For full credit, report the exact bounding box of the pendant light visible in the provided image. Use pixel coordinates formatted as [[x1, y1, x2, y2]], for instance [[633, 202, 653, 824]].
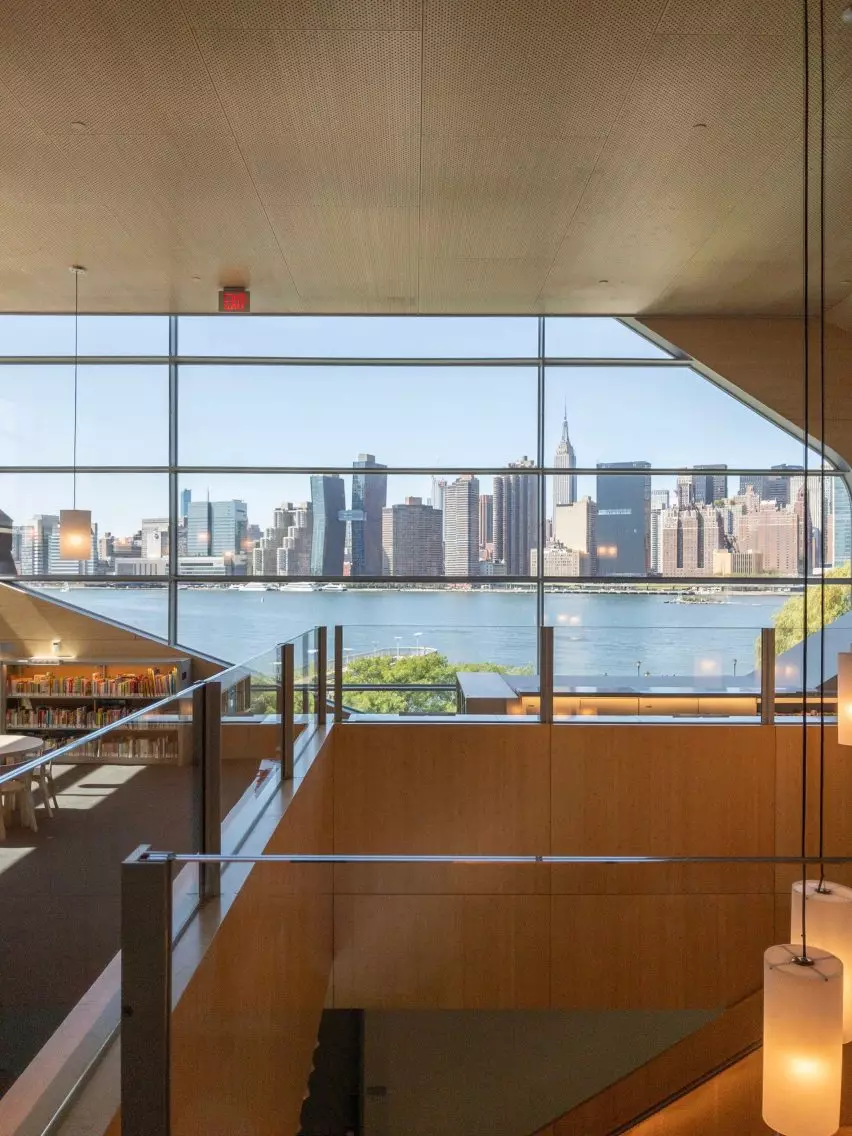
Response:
[[763, 3, 845, 1133], [59, 266, 92, 560], [792, 880, 852, 1041], [763, 944, 843, 1136], [837, 652, 852, 745]]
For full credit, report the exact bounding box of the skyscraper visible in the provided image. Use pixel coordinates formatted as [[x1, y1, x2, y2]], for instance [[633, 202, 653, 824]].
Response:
[[141, 518, 170, 559], [478, 494, 494, 552], [691, 466, 728, 504], [277, 503, 313, 575], [310, 475, 346, 575], [0, 510, 16, 576], [659, 506, 723, 576], [13, 514, 59, 574], [493, 458, 537, 574], [595, 461, 651, 576], [187, 501, 212, 556], [180, 488, 192, 523], [764, 464, 804, 507], [443, 475, 479, 576], [553, 406, 577, 506], [187, 500, 248, 558], [351, 454, 388, 576], [381, 498, 443, 576], [553, 497, 596, 573]]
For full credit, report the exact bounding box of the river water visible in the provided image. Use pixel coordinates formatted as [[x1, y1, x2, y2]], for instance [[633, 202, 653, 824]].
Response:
[[45, 587, 787, 677]]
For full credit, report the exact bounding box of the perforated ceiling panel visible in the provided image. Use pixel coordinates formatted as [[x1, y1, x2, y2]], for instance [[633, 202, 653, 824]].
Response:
[[0, 0, 848, 318]]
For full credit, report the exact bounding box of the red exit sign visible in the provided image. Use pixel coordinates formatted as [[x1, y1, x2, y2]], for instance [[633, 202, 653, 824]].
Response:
[[218, 286, 250, 312]]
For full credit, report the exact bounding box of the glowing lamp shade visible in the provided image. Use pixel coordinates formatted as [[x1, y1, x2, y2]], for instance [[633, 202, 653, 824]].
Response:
[[838, 652, 852, 745], [59, 510, 92, 559], [792, 879, 852, 1042], [763, 944, 843, 1136]]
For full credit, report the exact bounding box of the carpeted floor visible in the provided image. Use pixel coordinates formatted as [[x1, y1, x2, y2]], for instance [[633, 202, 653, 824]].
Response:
[[0, 758, 259, 1093]]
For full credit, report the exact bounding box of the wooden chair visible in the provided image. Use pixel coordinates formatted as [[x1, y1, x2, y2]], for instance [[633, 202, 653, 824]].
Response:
[[0, 761, 38, 835], [32, 759, 58, 817]]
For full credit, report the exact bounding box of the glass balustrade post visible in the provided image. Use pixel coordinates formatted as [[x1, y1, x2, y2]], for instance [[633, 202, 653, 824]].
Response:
[[192, 682, 221, 899], [121, 846, 173, 1136], [316, 626, 328, 726], [539, 625, 554, 724], [281, 642, 295, 778], [300, 632, 310, 715], [761, 627, 776, 725], [334, 625, 344, 723]]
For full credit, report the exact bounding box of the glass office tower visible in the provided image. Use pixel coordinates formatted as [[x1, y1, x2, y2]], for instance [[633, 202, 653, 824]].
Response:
[[595, 461, 652, 577], [310, 475, 347, 576], [351, 455, 388, 577]]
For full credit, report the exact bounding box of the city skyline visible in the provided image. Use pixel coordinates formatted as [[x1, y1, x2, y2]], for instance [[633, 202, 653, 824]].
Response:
[[0, 317, 820, 533], [7, 459, 851, 580]]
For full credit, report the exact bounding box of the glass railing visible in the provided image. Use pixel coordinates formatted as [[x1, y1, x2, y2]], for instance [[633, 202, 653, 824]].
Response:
[[109, 850, 852, 1136], [333, 622, 538, 718], [0, 627, 322, 1110], [320, 621, 845, 722]]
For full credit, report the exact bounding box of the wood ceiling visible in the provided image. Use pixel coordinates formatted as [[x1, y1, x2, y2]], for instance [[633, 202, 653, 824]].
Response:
[[0, 0, 849, 318]]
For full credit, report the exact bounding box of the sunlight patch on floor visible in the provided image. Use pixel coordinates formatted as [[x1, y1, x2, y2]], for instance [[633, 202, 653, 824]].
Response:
[[53, 763, 147, 810]]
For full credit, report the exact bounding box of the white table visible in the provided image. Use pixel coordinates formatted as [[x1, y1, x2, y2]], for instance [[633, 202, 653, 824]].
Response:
[[0, 735, 43, 763], [0, 735, 49, 835]]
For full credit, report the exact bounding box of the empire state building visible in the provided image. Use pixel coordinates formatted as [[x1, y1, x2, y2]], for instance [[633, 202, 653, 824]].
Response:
[[553, 406, 577, 505]]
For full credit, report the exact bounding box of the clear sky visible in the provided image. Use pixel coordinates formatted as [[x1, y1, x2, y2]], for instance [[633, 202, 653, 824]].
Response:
[[0, 315, 815, 534]]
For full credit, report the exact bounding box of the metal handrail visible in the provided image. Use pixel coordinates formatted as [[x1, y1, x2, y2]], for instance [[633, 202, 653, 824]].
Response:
[[0, 683, 206, 789], [0, 627, 320, 789], [133, 851, 852, 866]]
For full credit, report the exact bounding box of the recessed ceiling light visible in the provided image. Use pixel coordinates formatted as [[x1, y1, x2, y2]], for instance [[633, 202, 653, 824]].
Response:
[[598, 279, 609, 285], [191, 274, 201, 282], [70, 121, 87, 132], [693, 122, 709, 130], [68, 265, 86, 274], [842, 6, 852, 24]]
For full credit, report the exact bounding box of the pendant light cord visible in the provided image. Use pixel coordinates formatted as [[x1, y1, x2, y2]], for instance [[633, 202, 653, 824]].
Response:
[[799, 0, 811, 958], [817, 0, 827, 892], [73, 269, 78, 509]]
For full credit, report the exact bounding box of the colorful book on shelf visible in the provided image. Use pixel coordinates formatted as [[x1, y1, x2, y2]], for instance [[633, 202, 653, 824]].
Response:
[[7, 665, 179, 697]]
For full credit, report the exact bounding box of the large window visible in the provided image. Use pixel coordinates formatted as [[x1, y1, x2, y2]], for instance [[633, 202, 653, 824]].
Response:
[[0, 314, 847, 669]]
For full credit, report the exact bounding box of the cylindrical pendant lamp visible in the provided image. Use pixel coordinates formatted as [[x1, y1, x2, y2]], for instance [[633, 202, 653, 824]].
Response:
[[792, 879, 852, 1042], [59, 509, 92, 560], [763, 944, 843, 1136], [837, 652, 852, 746]]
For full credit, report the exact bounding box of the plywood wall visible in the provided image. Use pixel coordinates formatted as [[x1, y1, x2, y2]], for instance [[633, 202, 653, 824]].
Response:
[[0, 582, 222, 677], [326, 722, 848, 1013]]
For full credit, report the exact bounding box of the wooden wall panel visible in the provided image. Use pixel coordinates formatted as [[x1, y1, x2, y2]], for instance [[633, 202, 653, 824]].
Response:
[[332, 722, 551, 896], [774, 724, 852, 895], [550, 725, 775, 895], [0, 582, 221, 675], [332, 893, 550, 1010], [550, 894, 773, 1011], [167, 746, 334, 1136]]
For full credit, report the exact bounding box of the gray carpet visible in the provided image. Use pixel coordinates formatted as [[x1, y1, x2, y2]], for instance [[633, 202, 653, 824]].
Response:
[[0, 758, 259, 1093]]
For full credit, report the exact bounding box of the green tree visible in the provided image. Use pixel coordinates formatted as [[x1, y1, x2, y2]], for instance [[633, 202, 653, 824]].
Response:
[[342, 651, 532, 714], [770, 562, 852, 655]]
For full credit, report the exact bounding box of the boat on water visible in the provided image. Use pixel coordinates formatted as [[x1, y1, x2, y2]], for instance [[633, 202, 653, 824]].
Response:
[[236, 582, 271, 592], [280, 581, 319, 592], [320, 583, 346, 593]]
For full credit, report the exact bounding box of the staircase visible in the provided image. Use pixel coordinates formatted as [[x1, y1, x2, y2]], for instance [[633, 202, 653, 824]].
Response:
[[299, 1009, 363, 1136]]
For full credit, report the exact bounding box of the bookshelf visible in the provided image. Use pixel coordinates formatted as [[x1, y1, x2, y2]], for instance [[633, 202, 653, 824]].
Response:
[[0, 658, 193, 764]]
